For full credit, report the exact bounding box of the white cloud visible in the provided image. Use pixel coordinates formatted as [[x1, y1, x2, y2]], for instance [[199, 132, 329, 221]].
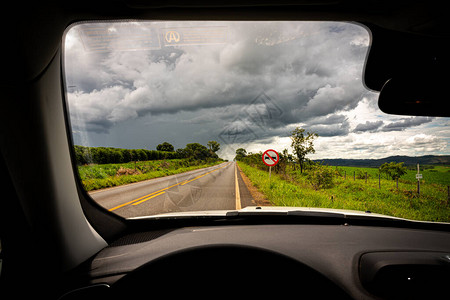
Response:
[[68, 86, 131, 133], [406, 134, 447, 152]]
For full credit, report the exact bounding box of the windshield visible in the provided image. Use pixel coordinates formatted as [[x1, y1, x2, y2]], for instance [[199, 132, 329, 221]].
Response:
[[63, 21, 449, 222]]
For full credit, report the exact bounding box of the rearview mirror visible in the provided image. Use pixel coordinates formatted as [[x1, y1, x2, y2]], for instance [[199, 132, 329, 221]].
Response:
[[378, 68, 449, 117]]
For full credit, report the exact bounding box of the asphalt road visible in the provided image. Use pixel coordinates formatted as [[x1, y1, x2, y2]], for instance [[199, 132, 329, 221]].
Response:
[[89, 162, 253, 218]]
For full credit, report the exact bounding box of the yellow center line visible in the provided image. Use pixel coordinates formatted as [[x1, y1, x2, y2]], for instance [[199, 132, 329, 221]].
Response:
[[132, 191, 166, 206], [108, 181, 181, 211], [108, 162, 231, 211], [180, 174, 205, 185]]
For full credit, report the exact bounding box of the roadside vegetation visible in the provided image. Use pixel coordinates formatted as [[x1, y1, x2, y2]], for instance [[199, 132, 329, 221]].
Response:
[[75, 141, 223, 191], [236, 127, 450, 222], [237, 161, 449, 222]]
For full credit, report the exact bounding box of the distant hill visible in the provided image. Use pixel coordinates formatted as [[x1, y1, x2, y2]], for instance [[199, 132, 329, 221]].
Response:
[[315, 155, 450, 168]]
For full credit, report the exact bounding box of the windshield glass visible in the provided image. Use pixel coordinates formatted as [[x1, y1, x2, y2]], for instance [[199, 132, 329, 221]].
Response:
[[63, 21, 449, 222]]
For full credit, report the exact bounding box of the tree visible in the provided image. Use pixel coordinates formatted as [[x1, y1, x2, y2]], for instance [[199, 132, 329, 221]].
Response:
[[74, 145, 89, 165], [290, 127, 318, 173], [176, 148, 188, 159], [281, 148, 294, 163], [185, 143, 211, 160], [234, 148, 247, 161], [379, 162, 407, 180], [156, 142, 175, 152], [135, 149, 147, 161], [275, 149, 293, 174], [207, 141, 220, 153]]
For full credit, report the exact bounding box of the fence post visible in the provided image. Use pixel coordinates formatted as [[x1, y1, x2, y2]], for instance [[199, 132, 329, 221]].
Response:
[[353, 171, 355, 181], [417, 179, 420, 196], [365, 172, 368, 184]]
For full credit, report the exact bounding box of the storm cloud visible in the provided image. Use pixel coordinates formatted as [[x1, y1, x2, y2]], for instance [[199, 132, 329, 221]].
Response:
[[380, 117, 434, 132], [354, 120, 384, 133], [65, 22, 368, 134], [64, 21, 449, 159]]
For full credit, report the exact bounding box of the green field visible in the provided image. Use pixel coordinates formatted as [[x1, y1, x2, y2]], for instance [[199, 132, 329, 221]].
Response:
[[78, 159, 222, 191], [336, 165, 450, 186], [237, 162, 450, 223]]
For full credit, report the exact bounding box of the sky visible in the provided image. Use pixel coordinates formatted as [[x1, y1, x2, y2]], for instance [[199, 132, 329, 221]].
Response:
[[64, 21, 450, 161]]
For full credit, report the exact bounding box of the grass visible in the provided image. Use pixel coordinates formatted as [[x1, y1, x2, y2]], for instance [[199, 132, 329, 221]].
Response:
[[403, 165, 450, 186], [78, 159, 223, 191], [336, 165, 450, 186], [237, 162, 450, 223]]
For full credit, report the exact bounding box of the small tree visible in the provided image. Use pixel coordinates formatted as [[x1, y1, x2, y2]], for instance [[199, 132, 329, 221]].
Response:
[[290, 127, 318, 173], [379, 162, 407, 180], [207, 141, 220, 153], [307, 164, 334, 190], [156, 142, 175, 152], [234, 148, 247, 161]]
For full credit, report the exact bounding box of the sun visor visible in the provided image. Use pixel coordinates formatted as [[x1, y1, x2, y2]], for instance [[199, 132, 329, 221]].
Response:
[[378, 67, 449, 117]]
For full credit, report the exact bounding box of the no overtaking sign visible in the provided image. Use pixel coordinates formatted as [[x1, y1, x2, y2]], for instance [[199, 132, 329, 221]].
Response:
[[262, 149, 279, 167]]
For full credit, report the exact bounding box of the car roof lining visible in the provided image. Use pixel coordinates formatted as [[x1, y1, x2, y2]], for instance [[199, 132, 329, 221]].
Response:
[[2, 0, 448, 83]]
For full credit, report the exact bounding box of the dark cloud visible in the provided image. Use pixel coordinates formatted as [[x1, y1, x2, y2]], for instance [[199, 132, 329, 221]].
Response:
[[308, 114, 348, 126], [301, 84, 365, 118], [295, 114, 351, 137], [380, 117, 433, 132], [308, 121, 350, 137], [354, 120, 384, 133], [65, 21, 371, 145], [352, 117, 433, 135]]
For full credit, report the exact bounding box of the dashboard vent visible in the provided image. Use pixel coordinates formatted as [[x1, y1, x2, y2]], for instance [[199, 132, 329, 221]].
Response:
[[359, 251, 450, 299]]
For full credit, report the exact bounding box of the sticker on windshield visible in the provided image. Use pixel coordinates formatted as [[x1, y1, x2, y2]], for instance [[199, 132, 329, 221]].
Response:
[[161, 26, 228, 46], [77, 23, 161, 52], [76, 23, 228, 52]]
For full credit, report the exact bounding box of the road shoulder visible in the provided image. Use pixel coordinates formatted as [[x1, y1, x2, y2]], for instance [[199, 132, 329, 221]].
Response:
[[236, 164, 271, 207]]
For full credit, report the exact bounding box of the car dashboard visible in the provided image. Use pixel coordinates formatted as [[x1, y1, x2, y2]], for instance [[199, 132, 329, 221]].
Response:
[[60, 220, 450, 300], [1, 2, 450, 300]]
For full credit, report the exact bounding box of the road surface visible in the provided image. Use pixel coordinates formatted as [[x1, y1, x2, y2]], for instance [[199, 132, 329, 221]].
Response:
[[89, 162, 253, 218]]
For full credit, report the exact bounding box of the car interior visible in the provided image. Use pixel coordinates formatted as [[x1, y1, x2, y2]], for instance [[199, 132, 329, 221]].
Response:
[[0, 1, 449, 299]]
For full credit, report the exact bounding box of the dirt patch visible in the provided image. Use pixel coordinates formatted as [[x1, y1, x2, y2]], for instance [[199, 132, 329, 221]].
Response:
[[237, 164, 272, 206], [116, 166, 141, 176]]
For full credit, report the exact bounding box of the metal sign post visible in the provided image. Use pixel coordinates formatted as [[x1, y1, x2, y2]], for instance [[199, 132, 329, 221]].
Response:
[[262, 149, 279, 182], [416, 163, 422, 196]]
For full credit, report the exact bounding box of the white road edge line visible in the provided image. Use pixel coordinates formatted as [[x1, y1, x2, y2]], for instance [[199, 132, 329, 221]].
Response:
[[235, 162, 242, 210]]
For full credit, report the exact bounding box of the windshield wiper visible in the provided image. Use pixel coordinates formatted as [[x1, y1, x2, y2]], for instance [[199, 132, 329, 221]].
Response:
[[225, 209, 349, 225], [225, 209, 450, 231], [130, 208, 450, 232]]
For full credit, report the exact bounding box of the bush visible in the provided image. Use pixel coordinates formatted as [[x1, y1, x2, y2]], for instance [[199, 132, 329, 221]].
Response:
[[306, 165, 334, 190], [379, 162, 407, 180], [356, 170, 368, 180], [73, 145, 180, 165]]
